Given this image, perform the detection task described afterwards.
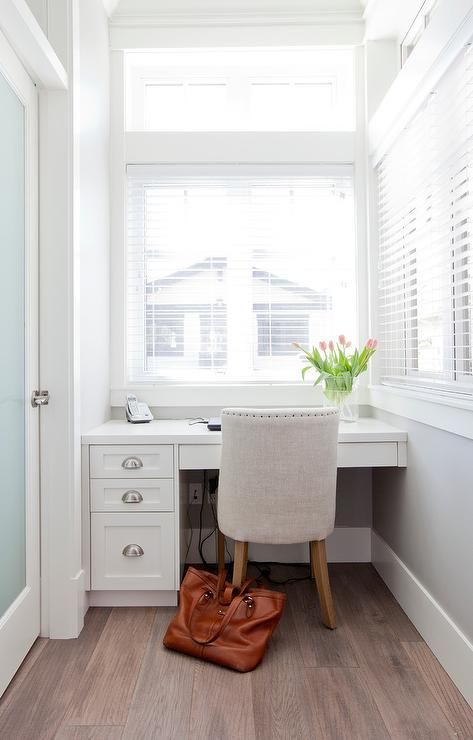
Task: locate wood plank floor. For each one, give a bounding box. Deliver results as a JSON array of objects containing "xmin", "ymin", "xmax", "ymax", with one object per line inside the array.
[{"xmin": 1, "ymin": 564, "xmax": 472, "ymax": 740}]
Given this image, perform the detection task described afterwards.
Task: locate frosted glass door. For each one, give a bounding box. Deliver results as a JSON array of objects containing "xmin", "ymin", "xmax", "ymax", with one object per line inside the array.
[
  {"xmin": 0, "ymin": 70, "xmax": 26, "ymax": 618},
  {"xmin": 0, "ymin": 32, "xmax": 39, "ymax": 700}
]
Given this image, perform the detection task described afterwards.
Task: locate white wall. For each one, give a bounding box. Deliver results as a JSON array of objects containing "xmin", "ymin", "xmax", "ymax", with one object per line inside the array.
[
  {"xmin": 79, "ymin": 0, "xmax": 111, "ymax": 433},
  {"xmin": 372, "ymin": 410, "xmax": 473, "ymax": 644},
  {"xmin": 371, "ymin": 409, "xmax": 473, "ymax": 710}
]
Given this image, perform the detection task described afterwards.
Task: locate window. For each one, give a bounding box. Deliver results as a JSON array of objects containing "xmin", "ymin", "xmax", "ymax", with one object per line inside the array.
[
  {"xmin": 377, "ymin": 45, "xmax": 473, "ymax": 394},
  {"xmin": 127, "ymin": 164, "xmax": 356, "ymax": 383},
  {"xmin": 125, "ymin": 48, "xmax": 355, "ymax": 132}
]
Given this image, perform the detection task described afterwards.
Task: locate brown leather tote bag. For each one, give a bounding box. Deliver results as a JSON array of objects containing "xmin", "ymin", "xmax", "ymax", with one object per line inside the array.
[{"xmin": 163, "ymin": 567, "xmax": 286, "ymax": 672}]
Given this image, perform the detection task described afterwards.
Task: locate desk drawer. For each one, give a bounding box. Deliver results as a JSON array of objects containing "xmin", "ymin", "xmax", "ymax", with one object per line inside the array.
[
  {"xmin": 91, "ymin": 512, "xmax": 175, "ymax": 590},
  {"xmin": 179, "ymin": 442, "xmax": 399, "ymax": 469},
  {"xmin": 338, "ymin": 442, "xmax": 398, "ymax": 468},
  {"xmin": 90, "ymin": 479, "xmax": 174, "ymax": 512},
  {"xmin": 90, "ymin": 445, "xmax": 173, "ymax": 479},
  {"xmin": 179, "ymin": 444, "xmax": 221, "ymax": 470}
]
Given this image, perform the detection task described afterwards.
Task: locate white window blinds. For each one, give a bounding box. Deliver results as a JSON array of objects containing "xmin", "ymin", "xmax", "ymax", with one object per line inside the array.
[
  {"xmin": 377, "ymin": 45, "xmax": 473, "ymax": 394},
  {"xmin": 127, "ymin": 165, "xmax": 356, "ymax": 383}
]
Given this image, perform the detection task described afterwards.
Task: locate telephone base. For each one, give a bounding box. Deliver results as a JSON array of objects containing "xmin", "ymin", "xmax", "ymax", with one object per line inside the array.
[{"xmin": 126, "ymin": 416, "xmax": 153, "ymax": 424}]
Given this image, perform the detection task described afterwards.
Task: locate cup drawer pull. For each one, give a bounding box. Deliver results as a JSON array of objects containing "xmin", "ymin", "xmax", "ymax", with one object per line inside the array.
[
  {"xmin": 122, "ymin": 456, "xmax": 143, "ymax": 470},
  {"xmin": 121, "ymin": 490, "xmax": 143, "ymax": 504},
  {"xmin": 122, "ymin": 544, "xmax": 144, "ymax": 557}
]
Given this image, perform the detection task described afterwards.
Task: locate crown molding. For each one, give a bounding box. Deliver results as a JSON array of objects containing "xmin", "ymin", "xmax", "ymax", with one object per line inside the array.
[{"xmin": 109, "ymin": 8, "xmax": 364, "ymax": 29}]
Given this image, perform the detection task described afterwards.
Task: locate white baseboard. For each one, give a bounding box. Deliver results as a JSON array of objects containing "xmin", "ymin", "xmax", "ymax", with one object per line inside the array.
[
  {"xmin": 184, "ymin": 526, "xmax": 372, "ymax": 565},
  {"xmin": 372, "ymin": 531, "xmax": 473, "ymax": 709},
  {"xmin": 88, "ymin": 590, "xmax": 178, "ymax": 607},
  {"xmin": 44, "ymin": 569, "xmax": 87, "ymax": 639},
  {"xmin": 75, "ymin": 569, "xmax": 88, "ymax": 622}
]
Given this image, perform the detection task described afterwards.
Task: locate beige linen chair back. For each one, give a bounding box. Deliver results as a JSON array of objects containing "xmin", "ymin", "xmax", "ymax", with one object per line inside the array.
[{"xmin": 218, "ymin": 407, "xmax": 340, "ymax": 545}]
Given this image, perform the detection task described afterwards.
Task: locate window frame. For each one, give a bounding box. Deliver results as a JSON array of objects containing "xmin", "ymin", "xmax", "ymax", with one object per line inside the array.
[
  {"xmin": 375, "ymin": 47, "xmax": 473, "ymax": 398},
  {"xmin": 110, "ymin": 47, "xmax": 368, "ymax": 407},
  {"xmin": 125, "ymin": 48, "xmax": 356, "ymax": 133},
  {"xmin": 126, "ymin": 162, "xmax": 356, "ymax": 385}
]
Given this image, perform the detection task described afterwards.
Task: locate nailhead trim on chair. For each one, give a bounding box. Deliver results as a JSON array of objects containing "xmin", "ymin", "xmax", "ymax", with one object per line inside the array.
[{"xmin": 221, "ymin": 408, "xmax": 339, "ymax": 418}]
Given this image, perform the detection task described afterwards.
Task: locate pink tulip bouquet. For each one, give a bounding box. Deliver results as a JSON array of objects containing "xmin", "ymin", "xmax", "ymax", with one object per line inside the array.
[{"xmin": 293, "ymin": 336, "xmax": 378, "ymax": 416}]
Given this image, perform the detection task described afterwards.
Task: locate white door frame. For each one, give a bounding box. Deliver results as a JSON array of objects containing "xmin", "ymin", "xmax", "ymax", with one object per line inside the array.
[
  {"xmin": 38, "ymin": 0, "xmax": 86, "ymax": 639},
  {"xmin": 0, "ymin": 25, "xmax": 39, "ymax": 697},
  {"xmin": 1, "ymin": 1, "xmax": 86, "ymax": 642}
]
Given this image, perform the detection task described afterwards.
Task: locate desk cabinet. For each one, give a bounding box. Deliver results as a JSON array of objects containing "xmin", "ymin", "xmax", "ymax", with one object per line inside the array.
[{"xmin": 86, "ymin": 444, "xmax": 178, "ymax": 599}]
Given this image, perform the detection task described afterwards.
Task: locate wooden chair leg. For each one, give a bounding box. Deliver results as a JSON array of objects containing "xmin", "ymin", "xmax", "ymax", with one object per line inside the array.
[
  {"xmin": 310, "ymin": 540, "xmax": 336, "ymax": 629},
  {"xmin": 216, "ymin": 529, "xmax": 226, "ymax": 572},
  {"xmin": 309, "ymin": 542, "xmax": 315, "ymax": 579},
  {"xmin": 233, "ymin": 541, "xmax": 248, "ymax": 587}
]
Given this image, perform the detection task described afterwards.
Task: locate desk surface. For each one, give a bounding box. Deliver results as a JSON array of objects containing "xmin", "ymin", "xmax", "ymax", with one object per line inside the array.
[{"xmin": 82, "ymin": 417, "xmax": 407, "ymax": 446}]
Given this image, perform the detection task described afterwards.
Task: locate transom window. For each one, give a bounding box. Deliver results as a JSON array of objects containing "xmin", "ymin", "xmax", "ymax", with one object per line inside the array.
[
  {"xmin": 125, "ymin": 48, "xmax": 355, "ymax": 132},
  {"xmin": 127, "ymin": 164, "xmax": 356, "ymax": 383}
]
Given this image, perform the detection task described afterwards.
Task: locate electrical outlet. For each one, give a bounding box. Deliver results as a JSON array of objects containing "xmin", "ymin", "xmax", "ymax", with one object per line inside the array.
[
  {"xmin": 208, "ymin": 490, "xmax": 217, "ymax": 505},
  {"xmin": 189, "ymin": 482, "xmax": 203, "ymax": 505}
]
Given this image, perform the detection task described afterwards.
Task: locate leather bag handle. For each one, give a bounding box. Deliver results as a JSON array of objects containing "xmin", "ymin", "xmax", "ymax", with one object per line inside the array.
[
  {"xmin": 216, "ymin": 569, "xmax": 228, "ymax": 600},
  {"xmin": 216, "ymin": 569, "xmax": 241, "ymax": 605},
  {"xmin": 189, "ymin": 578, "xmax": 256, "ymax": 645}
]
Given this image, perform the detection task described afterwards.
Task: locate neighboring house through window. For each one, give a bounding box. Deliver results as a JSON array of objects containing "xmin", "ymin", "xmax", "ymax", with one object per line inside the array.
[{"xmin": 144, "ymin": 259, "xmax": 330, "ymax": 373}]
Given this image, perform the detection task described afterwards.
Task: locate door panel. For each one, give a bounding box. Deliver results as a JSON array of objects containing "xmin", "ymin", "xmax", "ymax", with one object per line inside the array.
[
  {"xmin": 0, "ymin": 66, "xmax": 26, "ymax": 618},
  {"xmin": 0, "ymin": 28, "xmax": 39, "ymax": 697}
]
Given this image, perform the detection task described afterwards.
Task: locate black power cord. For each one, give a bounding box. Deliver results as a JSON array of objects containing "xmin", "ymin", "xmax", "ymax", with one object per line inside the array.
[
  {"xmin": 197, "ymin": 471, "xmax": 224, "ymax": 567},
  {"xmin": 197, "ymin": 470, "xmax": 210, "ymax": 567},
  {"xmin": 248, "ymin": 561, "xmax": 311, "ymax": 586}
]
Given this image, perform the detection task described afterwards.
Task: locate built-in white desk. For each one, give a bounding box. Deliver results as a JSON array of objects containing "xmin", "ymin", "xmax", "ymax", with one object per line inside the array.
[
  {"xmin": 81, "ymin": 418, "xmax": 407, "ymax": 606},
  {"xmin": 83, "ymin": 417, "xmax": 407, "ymax": 468}
]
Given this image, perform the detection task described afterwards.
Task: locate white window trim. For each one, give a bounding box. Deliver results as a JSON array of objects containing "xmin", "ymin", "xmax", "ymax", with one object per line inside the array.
[
  {"xmin": 368, "ymin": 384, "xmax": 473, "ymax": 441},
  {"xmin": 110, "ymin": 47, "xmax": 369, "ymax": 407},
  {"xmin": 110, "ymin": 383, "xmax": 372, "ymax": 409}
]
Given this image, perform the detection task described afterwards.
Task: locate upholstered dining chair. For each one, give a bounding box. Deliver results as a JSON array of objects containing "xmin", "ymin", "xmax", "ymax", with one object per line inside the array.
[{"xmin": 217, "ymin": 407, "xmax": 340, "ymax": 629}]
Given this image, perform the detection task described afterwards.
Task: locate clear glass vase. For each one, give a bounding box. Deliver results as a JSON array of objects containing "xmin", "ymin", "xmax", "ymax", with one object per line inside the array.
[{"xmin": 322, "ymin": 376, "xmax": 359, "ymax": 423}]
